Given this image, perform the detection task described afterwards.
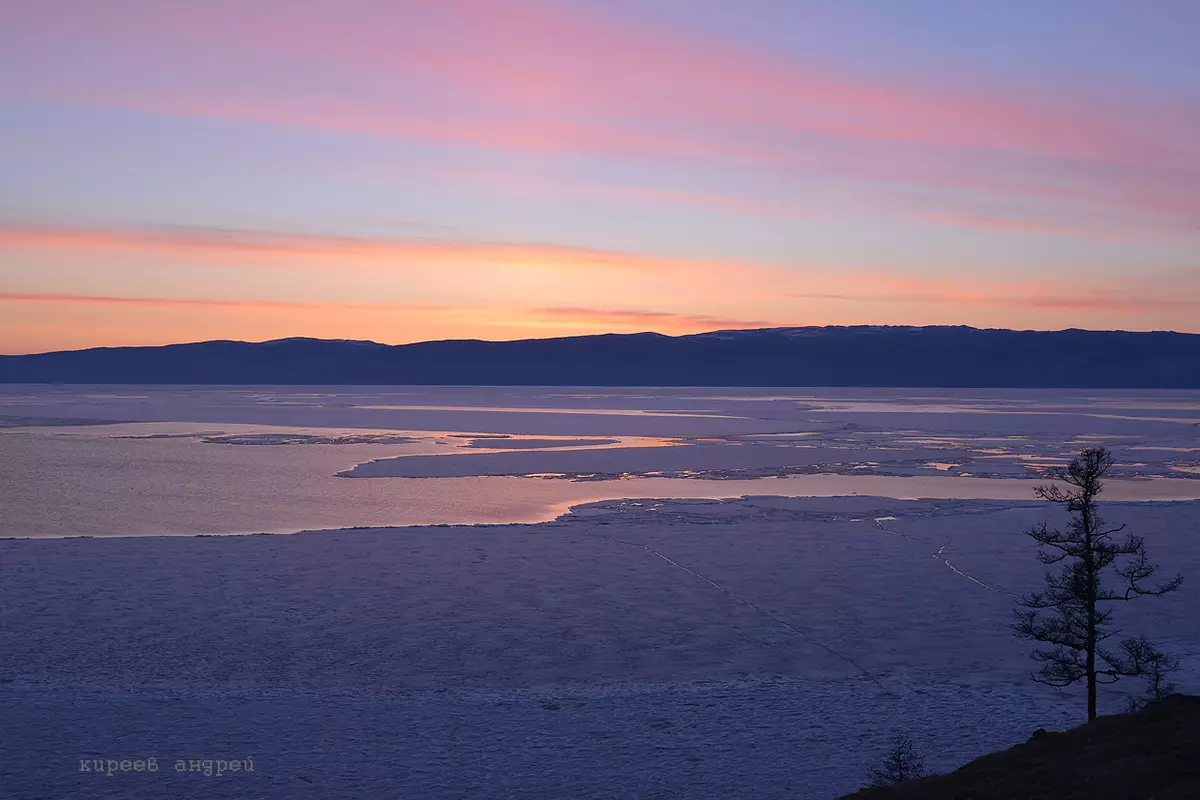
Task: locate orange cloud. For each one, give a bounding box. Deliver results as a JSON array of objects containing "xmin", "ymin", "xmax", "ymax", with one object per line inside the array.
[
  {"xmin": 0, "ymin": 291, "xmax": 781, "ymax": 351},
  {"xmin": 7, "ymin": 271, "xmax": 1195, "ymax": 324},
  {"xmin": 0, "ymin": 223, "xmax": 699, "ymax": 273},
  {"xmin": 0, "ymin": 291, "xmax": 774, "ymax": 328},
  {"xmin": 4, "ymin": 275, "xmax": 1198, "ymax": 355},
  {"xmin": 5, "ymin": 218, "xmax": 1197, "ymax": 354},
  {"xmin": 520, "ymin": 307, "xmax": 777, "ymax": 332},
  {"xmin": 0, "ymin": 292, "xmax": 451, "ymax": 312},
  {"xmin": 6, "ymin": 222, "xmax": 1195, "ymax": 317},
  {"xmin": 0, "ymin": 221, "xmax": 802, "ymax": 323}
]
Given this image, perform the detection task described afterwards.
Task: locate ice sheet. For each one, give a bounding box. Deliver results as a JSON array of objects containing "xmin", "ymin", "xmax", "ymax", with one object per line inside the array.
[{"xmin": 2, "ymin": 497, "xmax": 1196, "ymax": 799}]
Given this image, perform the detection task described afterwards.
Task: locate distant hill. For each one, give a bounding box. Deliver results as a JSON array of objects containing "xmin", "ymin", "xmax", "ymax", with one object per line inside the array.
[
  {"xmin": 842, "ymin": 694, "xmax": 1200, "ymax": 800},
  {"xmin": 2, "ymin": 326, "xmax": 1199, "ymax": 387}
]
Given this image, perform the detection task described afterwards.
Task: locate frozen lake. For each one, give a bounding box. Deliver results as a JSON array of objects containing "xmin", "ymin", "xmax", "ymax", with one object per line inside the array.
[
  {"xmin": 1, "ymin": 386, "xmax": 1198, "ymax": 798},
  {"xmin": 2, "ymin": 386, "xmax": 1199, "ymax": 538}
]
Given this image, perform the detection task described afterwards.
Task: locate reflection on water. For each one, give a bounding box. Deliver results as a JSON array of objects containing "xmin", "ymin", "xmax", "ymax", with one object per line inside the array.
[
  {"xmin": 3, "ymin": 386, "xmax": 1199, "ymax": 539},
  {"xmin": 3, "ymin": 426, "xmax": 1199, "ymax": 539},
  {"xmin": 352, "ymin": 404, "xmax": 748, "ymax": 419}
]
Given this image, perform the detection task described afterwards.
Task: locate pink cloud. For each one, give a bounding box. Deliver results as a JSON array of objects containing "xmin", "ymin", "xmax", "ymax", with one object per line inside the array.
[
  {"xmin": 7, "ymin": 1, "xmax": 1198, "ymax": 231},
  {"xmin": 12, "ymin": 1, "xmax": 1198, "ymax": 167},
  {"xmin": 790, "ymin": 274, "xmax": 1200, "ymax": 314},
  {"xmin": 907, "ymin": 209, "xmax": 1200, "ymax": 243},
  {"xmin": 242, "ymin": 0, "xmax": 1173, "ymax": 163}
]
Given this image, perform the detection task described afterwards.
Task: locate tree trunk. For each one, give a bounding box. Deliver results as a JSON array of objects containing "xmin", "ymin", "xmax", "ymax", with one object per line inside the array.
[
  {"xmin": 1084, "ymin": 486, "xmax": 1098, "ymax": 722},
  {"xmin": 1087, "ymin": 569, "xmax": 1097, "ymax": 721},
  {"xmin": 1087, "ymin": 647, "xmax": 1097, "ymax": 721}
]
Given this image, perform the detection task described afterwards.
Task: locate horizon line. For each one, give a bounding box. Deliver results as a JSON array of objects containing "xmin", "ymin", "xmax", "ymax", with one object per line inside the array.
[{"xmin": 4, "ymin": 324, "xmax": 1197, "ymax": 358}]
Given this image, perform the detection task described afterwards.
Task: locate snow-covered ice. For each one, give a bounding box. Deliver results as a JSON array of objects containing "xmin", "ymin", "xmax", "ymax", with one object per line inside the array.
[{"xmin": 1, "ymin": 387, "xmax": 1198, "ymax": 798}]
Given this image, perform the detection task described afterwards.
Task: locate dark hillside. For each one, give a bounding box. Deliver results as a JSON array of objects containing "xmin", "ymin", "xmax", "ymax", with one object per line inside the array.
[
  {"xmin": 3, "ymin": 326, "xmax": 1199, "ymax": 387},
  {"xmin": 843, "ymin": 695, "xmax": 1200, "ymax": 800}
]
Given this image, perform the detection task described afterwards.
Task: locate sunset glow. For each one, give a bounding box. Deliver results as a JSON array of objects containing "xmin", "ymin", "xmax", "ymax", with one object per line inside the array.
[{"xmin": 2, "ymin": 0, "xmax": 1198, "ymax": 352}]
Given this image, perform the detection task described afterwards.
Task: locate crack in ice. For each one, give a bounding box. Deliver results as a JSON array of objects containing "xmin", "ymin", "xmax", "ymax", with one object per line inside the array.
[
  {"xmin": 931, "ymin": 540, "xmax": 1013, "ymax": 595},
  {"xmin": 581, "ymin": 528, "xmax": 888, "ymax": 691},
  {"xmin": 872, "ymin": 517, "xmax": 922, "ymax": 541},
  {"xmin": 873, "ymin": 519, "xmax": 1014, "ymax": 596}
]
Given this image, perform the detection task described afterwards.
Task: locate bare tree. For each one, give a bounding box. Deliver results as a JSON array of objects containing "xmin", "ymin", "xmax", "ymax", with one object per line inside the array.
[
  {"xmin": 1013, "ymin": 447, "xmax": 1182, "ymax": 721},
  {"xmin": 866, "ymin": 733, "xmax": 926, "ymax": 788},
  {"xmin": 1120, "ymin": 635, "xmax": 1181, "ymax": 712}
]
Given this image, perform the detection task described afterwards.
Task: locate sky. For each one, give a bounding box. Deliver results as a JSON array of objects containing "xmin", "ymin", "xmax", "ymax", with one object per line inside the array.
[{"xmin": 2, "ymin": 0, "xmax": 1199, "ymax": 353}]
